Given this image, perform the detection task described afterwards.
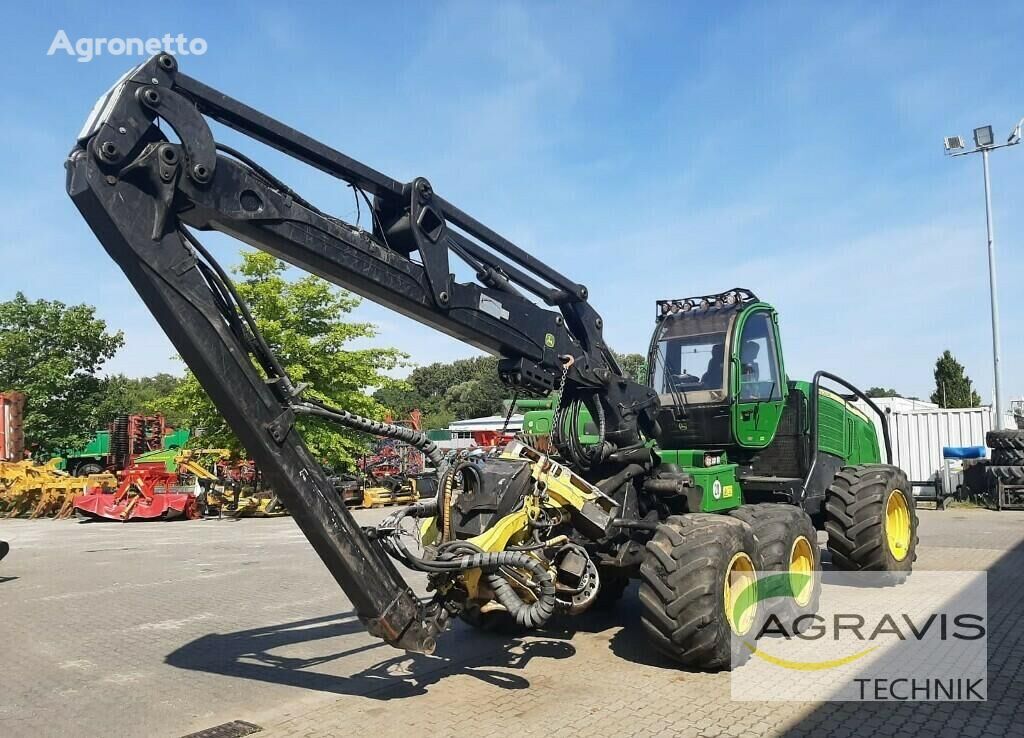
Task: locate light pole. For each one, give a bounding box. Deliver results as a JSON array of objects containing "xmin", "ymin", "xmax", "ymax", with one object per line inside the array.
[{"xmin": 944, "ymin": 120, "xmax": 1022, "ymax": 429}]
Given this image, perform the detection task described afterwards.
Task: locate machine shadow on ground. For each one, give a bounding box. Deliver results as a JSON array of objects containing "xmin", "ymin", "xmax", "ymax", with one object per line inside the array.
[
  {"xmin": 165, "ymin": 582, "xmax": 698, "ymax": 700},
  {"xmin": 166, "ymin": 525, "xmax": 1024, "ymax": 708},
  {"xmin": 165, "ymin": 610, "xmax": 577, "ymax": 699}
]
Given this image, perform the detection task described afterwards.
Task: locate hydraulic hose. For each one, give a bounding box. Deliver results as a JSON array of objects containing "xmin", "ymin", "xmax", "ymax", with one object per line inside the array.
[
  {"xmin": 377, "ymin": 521, "xmax": 558, "ymax": 629},
  {"xmin": 465, "ymin": 550, "xmax": 557, "ymax": 629},
  {"xmin": 295, "ymin": 400, "xmax": 445, "ymax": 471}
]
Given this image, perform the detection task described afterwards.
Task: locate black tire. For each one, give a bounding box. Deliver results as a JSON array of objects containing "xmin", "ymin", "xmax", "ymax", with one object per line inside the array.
[
  {"xmin": 729, "ymin": 504, "xmax": 821, "ymax": 621},
  {"xmin": 75, "ymin": 462, "xmax": 104, "ymax": 477},
  {"xmin": 639, "ymin": 514, "xmax": 762, "ymax": 671},
  {"xmin": 0, "ymin": 540, "xmax": 8, "ymax": 562},
  {"xmin": 992, "ymin": 448, "xmax": 1024, "ymax": 466},
  {"xmin": 987, "ymin": 465, "xmax": 1024, "ymax": 485},
  {"xmin": 986, "ymin": 430, "xmax": 1024, "ymax": 451},
  {"xmin": 825, "ymin": 465, "xmax": 918, "ymax": 579}
]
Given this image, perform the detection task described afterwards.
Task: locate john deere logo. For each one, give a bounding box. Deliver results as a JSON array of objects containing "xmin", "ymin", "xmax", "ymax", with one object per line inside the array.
[{"xmin": 544, "ymin": 333, "xmax": 555, "ymax": 348}]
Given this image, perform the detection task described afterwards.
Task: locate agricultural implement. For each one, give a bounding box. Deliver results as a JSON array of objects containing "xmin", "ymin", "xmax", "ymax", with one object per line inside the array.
[
  {"xmin": 61, "ymin": 413, "xmax": 189, "ymax": 476},
  {"xmin": 0, "ymin": 459, "xmax": 115, "ymax": 519},
  {"xmin": 67, "ymin": 55, "xmax": 918, "ymax": 669},
  {"xmin": 181, "ymin": 451, "xmax": 283, "ymax": 517},
  {"xmin": 73, "ymin": 463, "xmax": 198, "ymax": 521}
]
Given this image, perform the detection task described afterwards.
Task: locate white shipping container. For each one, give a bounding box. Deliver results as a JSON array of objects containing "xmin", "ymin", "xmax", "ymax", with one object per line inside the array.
[{"xmin": 854, "ymin": 403, "xmax": 1011, "ymax": 483}]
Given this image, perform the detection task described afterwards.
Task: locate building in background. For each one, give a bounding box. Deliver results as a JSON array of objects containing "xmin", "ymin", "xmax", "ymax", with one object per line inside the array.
[{"xmin": 428, "ymin": 414, "xmax": 524, "ymax": 451}]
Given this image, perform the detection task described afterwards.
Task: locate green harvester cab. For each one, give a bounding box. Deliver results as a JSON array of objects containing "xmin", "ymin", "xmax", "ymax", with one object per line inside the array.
[{"xmin": 523, "ymin": 288, "xmax": 893, "ymax": 520}]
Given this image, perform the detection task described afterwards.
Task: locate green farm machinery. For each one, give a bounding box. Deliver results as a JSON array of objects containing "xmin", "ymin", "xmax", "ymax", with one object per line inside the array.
[{"xmin": 68, "ymin": 55, "xmax": 918, "ymax": 670}]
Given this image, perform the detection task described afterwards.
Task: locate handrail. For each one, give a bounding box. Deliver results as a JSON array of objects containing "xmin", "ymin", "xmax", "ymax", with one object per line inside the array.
[{"xmin": 803, "ymin": 371, "xmax": 894, "ymax": 495}]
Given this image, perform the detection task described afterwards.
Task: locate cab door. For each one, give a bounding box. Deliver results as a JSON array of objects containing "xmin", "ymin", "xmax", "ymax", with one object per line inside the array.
[{"xmin": 731, "ymin": 307, "xmax": 787, "ymax": 448}]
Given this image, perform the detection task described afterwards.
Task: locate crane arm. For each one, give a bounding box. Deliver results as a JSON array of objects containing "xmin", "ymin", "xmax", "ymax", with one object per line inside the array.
[{"xmin": 66, "ymin": 53, "xmax": 661, "ymax": 653}]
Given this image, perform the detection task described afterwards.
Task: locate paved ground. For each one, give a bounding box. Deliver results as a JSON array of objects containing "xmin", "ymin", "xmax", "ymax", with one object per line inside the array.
[{"xmin": 1, "ymin": 507, "xmax": 1023, "ymax": 738}]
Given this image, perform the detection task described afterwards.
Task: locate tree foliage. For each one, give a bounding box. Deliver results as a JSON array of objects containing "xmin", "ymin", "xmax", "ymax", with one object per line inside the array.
[
  {"xmin": 866, "ymin": 387, "xmax": 901, "ymax": 398},
  {"xmin": 157, "ymin": 252, "xmax": 403, "ymax": 469},
  {"xmin": 375, "ymin": 351, "xmax": 649, "ymax": 430},
  {"xmin": 612, "ymin": 351, "xmax": 647, "ymax": 383},
  {"xmin": 92, "ymin": 373, "xmax": 186, "ymax": 427},
  {"xmin": 374, "ymin": 355, "xmax": 506, "ymax": 430},
  {"xmin": 930, "ymin": 350, "xmax": 981, "ymax": 408},
  {"xmin": 0, "ymin": 292, "xmax": 124, "ymax": 452}
]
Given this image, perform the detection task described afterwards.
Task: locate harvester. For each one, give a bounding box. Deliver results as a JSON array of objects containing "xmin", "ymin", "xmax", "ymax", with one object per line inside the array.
[{"xmin": 66, "ymin": 55, "xmax": 918, "ymax": 669}]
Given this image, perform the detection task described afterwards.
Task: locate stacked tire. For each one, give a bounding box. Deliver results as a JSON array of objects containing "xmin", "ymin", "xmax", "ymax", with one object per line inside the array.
[{"xmin": 986, "ymin": 430, "xmax": 1024, "ymax": 486}]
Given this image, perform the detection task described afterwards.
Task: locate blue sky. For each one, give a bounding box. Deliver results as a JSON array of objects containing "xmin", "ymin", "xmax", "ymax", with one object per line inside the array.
[{"xmin": 2, "ymin": 1, "xmax": 1023, "ymax": 403}]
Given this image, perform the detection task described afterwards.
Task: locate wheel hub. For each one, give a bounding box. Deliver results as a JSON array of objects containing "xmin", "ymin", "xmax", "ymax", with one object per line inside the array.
[
  {"xmin": 724, "ymin": 552, "xmax": 757, "ymax": 635},
  {"xmin": 885, "ymin": 490, "xmax": 911, "ymax": 561},
  {"xmin": 789, "ymin": 535, "xmax": 814, "ymax": 606}
]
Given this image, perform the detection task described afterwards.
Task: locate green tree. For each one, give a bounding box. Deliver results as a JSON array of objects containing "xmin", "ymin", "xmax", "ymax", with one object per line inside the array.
[
  {"xmin": 158, "ymin": 252, "xmax": 403, "ymax": 469},
  {"xmin": 866, "ymin": 387, "xmax": 901, "ymax": 398},
  {"xmin": 374, "ymin": 355, "xmax": 509, "ymax": 428},
  {"xmin": 445, "ymin": 377, "xmax": 507, "ymax": 420},
  {"xmin": 0, "ymin": 292, "xmax": 124, "ymax": 452},
  {"xmin": 92, "ymin": 373, "xmax": 186, "ymax": 427},
  {"xmin": 374, "ymin": 350, "xmax": 651, "ymax": 430},
  {"xmin": 612, "ymin": 351, "xmax": 647, "ymax": 383},
  {"xmin": 930, "ymin": 350, "xmax": 981, "ymax": 408}
]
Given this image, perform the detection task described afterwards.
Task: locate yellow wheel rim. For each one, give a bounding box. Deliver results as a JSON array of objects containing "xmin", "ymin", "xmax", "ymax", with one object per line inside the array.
[
  {"xmin": 789, "ymin": 535, "xmax": 814, "ymax": 606},
  {"xmin": 885, "ymin": 490, "xmax": 911, "ymax": 561},
  {"xmin": 724, "ymin": 552, "xmax": 757, "ymax": 635}
]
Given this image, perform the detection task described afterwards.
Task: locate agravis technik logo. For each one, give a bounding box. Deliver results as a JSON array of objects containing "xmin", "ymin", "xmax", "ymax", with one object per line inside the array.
[{"xmin": 730, "ymin": 570, "xmax": 987, "ymax": 701}]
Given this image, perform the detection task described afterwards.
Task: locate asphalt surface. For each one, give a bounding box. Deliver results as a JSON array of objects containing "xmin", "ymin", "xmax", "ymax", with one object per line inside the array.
[{"xmin": 0, "ymin": 507, "xmax": 1022, "ymax": 737}]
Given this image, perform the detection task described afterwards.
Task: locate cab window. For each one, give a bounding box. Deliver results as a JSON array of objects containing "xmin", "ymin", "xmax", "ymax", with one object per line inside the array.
[{"xmin": 737, "ymin": 312, "xmax": 782, "ymax": 401}]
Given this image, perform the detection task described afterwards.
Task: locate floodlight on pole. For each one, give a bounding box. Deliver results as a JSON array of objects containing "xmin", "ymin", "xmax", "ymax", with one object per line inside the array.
[
  {"xmin": 974, "ymin": 125, "xmax": 995, "ymax": 148},
  {"xmin": 943, "ymin": 118, "xmax": 1021, "ymax": 429},
  {"xmin": 944, "ymin": 135, "xmax": 965, "ymax": 152}
]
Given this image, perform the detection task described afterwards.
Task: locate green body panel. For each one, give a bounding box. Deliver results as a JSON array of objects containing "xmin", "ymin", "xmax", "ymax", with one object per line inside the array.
[
  {"xmin": 522, "ymin": 409, "xmax": 557, "ymax": 438},
  {"xmin": 655, "ymin": 449, "xmax": 742, "ymax": 512},
  {"xmin": 668, "ymin": 449, "xmax": 728, "ymax": 467},
  {"xmin": 524, "ymin": 384, "xmax": 881, "ymax": 472},
  {"xmin": 731, "ymin": 304, "xmax": 787, "ymax": 449},
  {"xmin": 81, "ymin": 430, "xmax": 111, "ymax": 456},
  {"xmin": 162, "ymin": 428, "xmax": 190, "ymax": 449},
  {"xmin": 692, "ymin": 465, "xmax": 742, "ymax": 512},
  {"xmin": 132, "ymin": 447, "xmax": 180, "ymax": 472},
  {"xmin": 60, "ymin": 426, "xmax": 190, "ymax": 470},
  {"xmin": 523, "ymin": 403, "xmax": 599, "ymax": 443},
  {"xmin": 791, "ymin": 380, "xmax": 881, "ymax": 465},
  {"xmin": 57, "ymin": 430, "xmax": 110, "ymax": 470}
]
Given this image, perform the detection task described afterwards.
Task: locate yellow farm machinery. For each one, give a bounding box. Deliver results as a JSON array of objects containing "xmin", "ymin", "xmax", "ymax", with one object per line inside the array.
[{"xmin": 0, "ymin": 459, "xmax": 115, "ymax": 519}]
